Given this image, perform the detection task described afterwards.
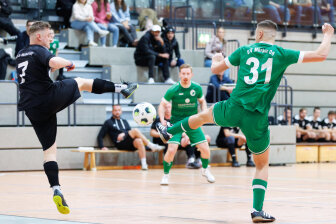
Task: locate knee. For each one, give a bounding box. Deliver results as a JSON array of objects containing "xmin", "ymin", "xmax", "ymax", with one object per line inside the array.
[
  {"xmin": 134, "ymin": 138, "xmax": 143, "ymax": 147},
  {"xmin": 226, "ymin": 136, "xmax": 235, "ymax": 145}
]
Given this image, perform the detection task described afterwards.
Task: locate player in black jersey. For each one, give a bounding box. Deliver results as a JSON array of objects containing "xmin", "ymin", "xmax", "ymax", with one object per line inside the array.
[
  {"xmin": 293, "ymin": 108, "xmax": 316, "ymax": 142},
  {"xmin": 322, "ymin": 111, "xmax": 336, "ymax": 141},
  {"xmin": 277, "ymin": 107, "xmax": 292, "ymax": 125},
  {"xmin": 309, "ymin": 107, "xmax": 327, "ymax": 141},
  {"xmin": 15, "ymin": 21, "xmax": 138, "ymax": 214}
]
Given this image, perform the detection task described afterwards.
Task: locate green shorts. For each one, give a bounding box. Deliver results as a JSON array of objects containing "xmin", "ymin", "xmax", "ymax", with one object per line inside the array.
[
  {"xmin": 213, "ymin": 99, "xmax": 270, "ymax": 154},
  {"xmin": 168, "ymin": 127, "xmax": 207, "ymax": 147}
]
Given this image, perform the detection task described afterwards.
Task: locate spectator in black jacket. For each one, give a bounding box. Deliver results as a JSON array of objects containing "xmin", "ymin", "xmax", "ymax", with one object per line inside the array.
[
  {"xmin": 0, "ymin": 48, "xmax": 15, "ymax": 80},
  {"xmin": 0, "ymin": 0, "xmax": 20, "ymax": 36},
  {"xmin": 205, "ymin": 71, "xmax": 234, "ymax": 103},
  {"xmin": 97, "ymin": 105, "xmax": 164, "ymax": 170},
  {"xmin": 56, "ymin": 0, "xmax": 76, "ymax": 28},
  {"xmin": 134, "ymin": 25, "xmax": 175, "ymax": 84},
  {"xmin": 163, "ymin": 27, "xmax": 184, "ymax": 68},
  {"xmin": 15, "ymin": 20, "xmax": 35, "ymax": 57}
]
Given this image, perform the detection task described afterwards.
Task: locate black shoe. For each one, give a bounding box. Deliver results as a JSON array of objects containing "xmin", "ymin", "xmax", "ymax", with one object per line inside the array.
[
  {"xmin": 120, "ymin": 82, "xmax": 138, "ymax": 98},
  {"xmin": 251, "ymin": 210, "xmax": 275, "ymax": 223},
  {"xmin": 246, "ymin": 160, "xmax": 255, "ymax": 167},
  {"xmin": 232, "ymin": 160, "xmax": 240, "ymax": 167},
  {"xmin": 156, "ymin": 122, "xmax": 172, "ymax": 143},
  {"xmin": 53, "ymin": 189, "xmax": 70, "ymax": 214}
]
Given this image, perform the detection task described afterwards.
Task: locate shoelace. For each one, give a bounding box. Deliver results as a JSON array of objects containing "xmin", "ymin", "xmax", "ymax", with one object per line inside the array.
[
  {"xmin": 262, "ymin": 211, "xmax": 271, "ymax": 218},
  {"xmin": 157, "ymin": 123, "xmax": 166, "ymax": 131}
]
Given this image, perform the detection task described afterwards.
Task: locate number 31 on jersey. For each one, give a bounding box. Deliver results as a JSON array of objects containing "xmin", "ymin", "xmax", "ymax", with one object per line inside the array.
[{"xmin": 245, "ymin": 57, "xmax": 273, "ymax": 85}]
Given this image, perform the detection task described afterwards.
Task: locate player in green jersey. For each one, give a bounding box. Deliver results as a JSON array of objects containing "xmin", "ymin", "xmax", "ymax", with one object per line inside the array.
[
  {"xmin": 156, "ymin": 20, "xmax": 334, "ymax": 222},
  {"xmin": 157, "ymin": 64, "xmax": 215, "ymax": 185}
]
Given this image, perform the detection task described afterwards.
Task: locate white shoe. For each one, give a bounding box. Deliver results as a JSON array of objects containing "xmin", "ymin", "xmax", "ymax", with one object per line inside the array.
[
  {"xmin": 201, "ymin": 167, "xmax": 215, "ymax": 183},
  {"xmin": 112, "ymin": 45, "xmax": 117, "ymax": 48},
  {"xmin": 98, "ymin": 30, "xmax": 109, "ymax": 37},
  {"xmin": 142, "ymin": 163, "xmax": 148, "ymax": 170},
  {"xmin": 164, "ymin": 78, "xmax": 176, "ymax": 84},
  {"xmin": 88, "ymin": 41, "xmax": 98, "ymax": 47},
  {"xmin": 148, "ymin": 143, "xmax": 165, "ymax": 152},
  {"xmin": 160, "ymin": 174, "xmax": 169, "ymax": 185},
  {"xmin": 148, "ymin": 78, "xmax": 155, "ymax": 84}
]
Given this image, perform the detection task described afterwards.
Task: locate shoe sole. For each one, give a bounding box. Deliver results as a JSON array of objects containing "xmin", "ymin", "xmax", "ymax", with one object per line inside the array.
[
  {"xmin": 160, "ymin": 182, "xmax": 168, "ymax": 186},
  {"xmin": 53, "ymin": 195, "xmax": 70, "ymax": 214},
  {"xmin": 252, "ymin": 217, "xmax": 275, "ymax": 223},
  {"xmin": 125, "ymin": 84, "xmax": 139, "ymax": 99}
]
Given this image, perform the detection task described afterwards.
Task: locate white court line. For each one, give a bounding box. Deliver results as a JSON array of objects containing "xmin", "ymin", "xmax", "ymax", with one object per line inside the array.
[{"xmin": 0, "ymin": 174, "xmax": 6, "ymax": 177}]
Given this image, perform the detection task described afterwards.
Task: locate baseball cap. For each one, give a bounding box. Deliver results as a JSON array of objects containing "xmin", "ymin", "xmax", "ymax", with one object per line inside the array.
[{"xmin": 151, "ymin": 25, "xmax": 161, "ymax": 32}]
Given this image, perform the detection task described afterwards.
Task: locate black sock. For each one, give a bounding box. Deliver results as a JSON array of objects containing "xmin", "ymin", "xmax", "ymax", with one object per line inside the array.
[
  {"xmin": 44, "ymin": 161, "xmax": 60, "ymax": 188},
  {"xmin": 92, "ymin": 79, "xmax": 115, "ymax": 94},
  {"xmin": 246, "ymin": 145, "xmax": 252, "ymax": 161},
  {"xmin": 228, "ymin": 144, "xmax": 236, "ymax": 161}
]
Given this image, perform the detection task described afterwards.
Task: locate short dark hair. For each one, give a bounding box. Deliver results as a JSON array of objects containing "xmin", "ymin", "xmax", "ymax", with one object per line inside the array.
[
  {"xmin": 284, "ymin": 107, "xmax": 291, "ymax": 112},
  {"xmin": 299, "ymin": 108, "xmax": 306, "ymax": 113},
  {"xmin": 257, "ymin": 20, "xmax": 278, "ymax": 31},
  {"xmin": 313, "ymin": 107, "xmax": 320, "ymax": 112},
  {"xmin": 28, "ymin": 21, "xmax": 51, "ymax": 35},
  {"xmin": 328, "ymin": 110, "xmax": 335, "ymax": 116}
]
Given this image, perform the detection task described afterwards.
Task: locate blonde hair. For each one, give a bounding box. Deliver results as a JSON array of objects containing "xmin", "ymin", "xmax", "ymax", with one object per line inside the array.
[
  {"xmin": 28, "ymin": 21, "xmax": 50, "ymax": 36},
  {"xmin": 179, "ymin": 64, "xmax": 193, "ymax": 73}
]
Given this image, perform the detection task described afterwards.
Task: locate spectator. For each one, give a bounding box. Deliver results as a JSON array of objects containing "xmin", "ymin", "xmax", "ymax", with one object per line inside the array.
[
  {"xmin": 138, "ymin": 8, "xmax": 162, "ymax": 31},
  {"xmin": 56, "ymin": 0, "xmax": 76, "ymax": 28},
  {"xmin": 224, "ymin": 0, "xmax": 249, "ymax": 21},
  {"xmin": 309, "ymin": 107, "xmax": 327, "ymax": 141},
  {"xmin": 322, "ymin": 110, "xmax": 336, "ymax": 141},
  {"xmin": 277, "ymin": 107, "xmax": 293, "ymax": 125},
  {"xmin": 204, "ymin": 27, "xmax": 229, "ymax": 77},
  {"xmin": 92, "ymin": 0, "xmax": 119, "ymax": 47},
  {"xmin": 110, "ymin": 0, "xmax": 138, "ymax": 47},
  {"xmin": 216, "ymin": 127, "xmax": 255, "ymax": 167},
  {"xmin": 319, "ymin": 0, "xmax": 335, "ymax": 27},
  {"xmin": 70, "ymin": 0, "xmax": 109, "ymax": 47},
  {"xmin": 0, "ymin": 0, "xmax": 20, "ymax": 37},
  {"xmin": 163, "ymin": 26, "xmax": 185, "ymax": 68},
  {"xmin": 292, "ymin": 0, "xmax": 324, "ymax": 26},
  {"xmin": 97, "ymin": 105, "xmax": 165, "ymax": 170},
  {"xmin": 293, "ymin": 108, "xmax": 316, "ymax": 142},
  {"xmin": 260, "ymin": 0, "xmax": 291, "ymax": 24},
  {"xmin": 134, "ymin": 25, "xmax": 175, "ymax": 84},
  {"xmin": 49, "ymin": 29, "xmax": 69, "ymax": 81},
  {"xmin": 0, "ymin": 48, "xmax": 15, "ymax": 80},
  {"xmin": 205, "ymin": 70, "xmax": 234, "ymax": 103},
  {"xmin": 15, "ymin": 20, "xmax": 35, "ymax": 57}
]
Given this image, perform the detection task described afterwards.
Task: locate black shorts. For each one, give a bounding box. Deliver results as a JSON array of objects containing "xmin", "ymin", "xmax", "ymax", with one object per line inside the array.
[
  {"xmin": 216, "ymin": 138, "xmax": 242, "ymax": 148},
  {"xmin": 25, "ymin": 79, "xmax": 81, "ymax": 150},
  {"xmin": 115, "ymin": 133, "xmax": 137, "ymax": 151}
]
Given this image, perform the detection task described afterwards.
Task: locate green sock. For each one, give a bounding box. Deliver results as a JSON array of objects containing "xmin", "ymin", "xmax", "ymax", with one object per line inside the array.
[
  {"xmin": 163, "ymin": 160, "xmax": 173, "ymax": 174},
  {"xmin": 201, "ymin": 158, "xmax": 209, "ymax": 169},
  {"xmin": 167, "ymin": 117, "xmax": 193, "ymax": 135},
  {"xmin": 252, "ymin": 179, "xmax": 268, "ymax": 211}
]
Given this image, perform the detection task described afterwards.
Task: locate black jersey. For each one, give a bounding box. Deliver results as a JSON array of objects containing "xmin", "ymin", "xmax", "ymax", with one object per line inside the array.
[
  {"xmin": 309, "ymin": 117, "xmax": 322, "ymax": 130},
  {"xmin": 277, "ymin": 115, "xmax": 292, "ymax": 125},
  {"xmin": 16, "ymin": 45, "xmax": 55, "ymax": 110},
  {"xmin": 322, "ymin": 118, "xmax": 336, "ymax": 129},
  {"xmin": 216, "ymin": 127, "xmax": 239, "ymax": 141},
  {"xmin": 293, "ymin": 115, "xmax": 311, "ymax": 129}
]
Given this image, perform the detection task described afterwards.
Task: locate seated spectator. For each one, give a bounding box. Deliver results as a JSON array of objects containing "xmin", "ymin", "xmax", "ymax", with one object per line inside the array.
[
  {"xmin": 309, "ymin": 107, "xmax": 327, "ymax": 141},
  {"xmin": 15, "ymin": 20, "xmax": 35, "ymax": 57},
  {"xmin": 98, "ymin": 105, "xmax": 165, "ymax": 170},
  {"xmin": 134, "ymin": 25, "xmax": 175, "ymax": 84},
  {"xmin": 92, "ymin": 0, "xmax": 119, "ymax": 47},
  {"xmin": 0, "ymin": 0, "xmax": 20, "ymax": 37},
  {"xmin": 163, "ymin": 27, "xmax": 185, "ymax": 68},
  {"xmin": 216, "ymin": 127, "xmax": 255, "ymax": 167},
  {"xmin": 110, "ymin": 0, "xmax": 138, "ymax": 47},
  {"xmin": 322, "ymin": 110, "xmax": 336, "ymax": 141},
  {"xmin": 293, "ymin": 108, "xmax": 316, "ymax": 142},
  {"xmin": 205, "ymin": 70, "xmax": 234, "ymax": 103},
  {"xmin": 292, "ymin": 0, "xmax": 323, "ymax": 26},
  {"xmin": 320, "ymin": 0, "xmax": 335, "ymax": 27},
  {"xmin": 204, "ymin": 27, "xmax": 229, "ymax": 77},
  {"xmin": 277, "ymin": 107, "xmax": 293, "ymax": 125},
  {"xmin": 49, "ymin": 29, "xmax": 69, "ymax": 81},
  {"xmin": 224, "ymin": 0, "xmax": 250, "ymax": 21},
  {"xmin": 0, "ymin": 47, "xmax": 15, "ymax": 80},
  {"xmin": 138, "ymin": 8, "xmax": 162, "ymax": 31},
  {"xmin": 70, "ymin": 0, "xmax": 109, "ymax": 47},
  {"xmin": 56, "ymin": 0, "xmax": 76, "ymax": 28},
  {"xmin": 260, "ymin": 0, "xmax": 291, "ymax": 24}
]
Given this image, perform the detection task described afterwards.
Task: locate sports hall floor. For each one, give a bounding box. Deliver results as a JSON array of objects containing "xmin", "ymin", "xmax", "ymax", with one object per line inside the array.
[{"xmin": 0, "ymin": 164, "xmax": 335, "ymax": 224}]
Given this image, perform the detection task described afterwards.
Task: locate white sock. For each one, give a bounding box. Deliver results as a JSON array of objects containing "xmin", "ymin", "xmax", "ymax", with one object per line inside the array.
[
  {"xmin": 52, "ymin": 185, "xmax": 61, "ymax": 192},
  {"xmin": 114, "ymin": 84, "xmax": 128, "ymax": 93},
  {"xmin": 141, "ymin": 158, "xmax": 147, "ymax": 166},
  {"xmin": 147, "ymin": 142, "xmax": 155, "ymax": 149}
]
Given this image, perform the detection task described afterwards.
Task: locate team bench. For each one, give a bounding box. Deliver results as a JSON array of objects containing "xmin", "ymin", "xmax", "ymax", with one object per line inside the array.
[{"xmin": 296, "ymin": 142, "xmax": 336, "ymax": 163}]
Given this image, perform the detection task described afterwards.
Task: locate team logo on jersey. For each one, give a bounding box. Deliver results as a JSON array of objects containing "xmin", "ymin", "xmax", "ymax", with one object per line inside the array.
[
  {"xmin": 190, "ymin": 90, "xmax": 196, "ymax": 96},
  {"xmin": 185, "ymin": 98, "xmax": 190, "ymax": 103},
  {"xmin": 179, "ymin": 93, "xmax": 184, "ymax": 95}
]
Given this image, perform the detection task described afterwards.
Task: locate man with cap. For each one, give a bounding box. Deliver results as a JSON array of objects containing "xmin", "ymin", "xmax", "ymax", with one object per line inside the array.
[
  {"xmin": 163, "ymin": 26, "xmax": 185, "ymax": 68},
  {"xmin": 134, "ymin": 25, "xmax": 175, "ymax": 84}
]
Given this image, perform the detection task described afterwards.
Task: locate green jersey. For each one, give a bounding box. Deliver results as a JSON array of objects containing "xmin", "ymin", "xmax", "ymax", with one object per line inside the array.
[
  {"xmin": 226, "ymin": 42, "xmax": 302, "ymax": 113},
  {"xmin": 164, "ymin": 81, "xmax": 203, "ymax": 123},
  {"xmin": 49, "ymin": 39, "xmax": 59, "ymax": 55}
]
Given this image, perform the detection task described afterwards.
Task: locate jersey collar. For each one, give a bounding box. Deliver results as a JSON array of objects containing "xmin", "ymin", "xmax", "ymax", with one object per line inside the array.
[{"xmin": 259, "ymin": 41, "xmax": 274, "ymax": 45}]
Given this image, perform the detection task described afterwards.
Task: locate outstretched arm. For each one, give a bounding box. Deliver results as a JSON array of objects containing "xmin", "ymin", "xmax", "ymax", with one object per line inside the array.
[
  {"xmin": 211, "ymin": 53, "xmax": 230, "ymax": 74},
  {"xmin": 158, "ymin": 99, "xmax": 169, "ymax": 126},
  {"xmin": 49, "ymin": 57, "xmax": 74, "ymax": 71},
  {"xmin": 302, "ymin": 23, "xmax": 334, "ymax": 63}
]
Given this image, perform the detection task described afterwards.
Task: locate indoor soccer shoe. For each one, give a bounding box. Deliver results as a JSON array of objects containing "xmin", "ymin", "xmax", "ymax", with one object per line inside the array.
[
  {"xmin": 121, "ymin": 82, "xmax": 138, "ymax": 99},
  {"xmin": 251, "ymin": 209, "xmax": 275, "ymax": 223},
  {"xmin": 53, "ymin": 189, "xmax": 70, "ymax": 214},
  {"xmin": 201, "ymin": 167, "xmax": 215, "ymax": 183},
  {"xmin": 160, "ymin": 174, "xmax": 169, "ymax": 185},
  {"xmin": 156, "ymin": 122, "xmax": 172, "ymax": 143}
]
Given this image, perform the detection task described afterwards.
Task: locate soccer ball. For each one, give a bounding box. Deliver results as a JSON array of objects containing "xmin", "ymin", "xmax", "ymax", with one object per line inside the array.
[{"xmin": 133, "ymin": 102, "xmax": 156, "ymax": 126}]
